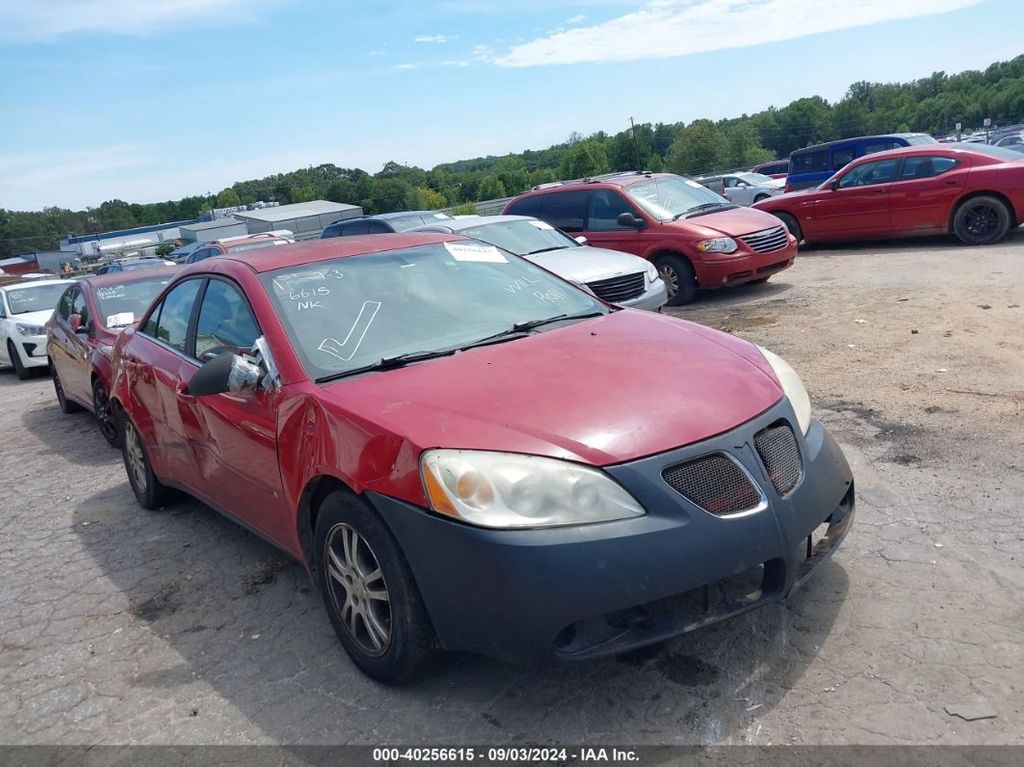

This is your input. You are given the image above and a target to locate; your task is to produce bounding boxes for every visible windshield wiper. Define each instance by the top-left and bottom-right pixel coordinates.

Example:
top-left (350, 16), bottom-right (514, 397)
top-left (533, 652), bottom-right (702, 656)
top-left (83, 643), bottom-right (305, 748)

top-left (524, 246), bottom-right (567, 255)
top-left (673, 202), bottom-right (736, 220)
top-left (458, 310), bottom-right (606, 351)
top-left (315, 349), bottom-right (456, 383)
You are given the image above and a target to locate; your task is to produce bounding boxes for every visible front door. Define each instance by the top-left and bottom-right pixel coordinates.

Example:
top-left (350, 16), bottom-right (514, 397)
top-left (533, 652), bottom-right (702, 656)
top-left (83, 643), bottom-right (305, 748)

top-left (806, 157), bottom-right (898, 239)
top-left (582, 189), bottom-right (642, 255)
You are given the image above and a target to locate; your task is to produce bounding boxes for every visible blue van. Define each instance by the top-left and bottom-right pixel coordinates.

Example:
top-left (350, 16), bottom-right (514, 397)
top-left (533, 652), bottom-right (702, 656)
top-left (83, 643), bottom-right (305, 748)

top-left (786, 133), bottom-right (937, 191)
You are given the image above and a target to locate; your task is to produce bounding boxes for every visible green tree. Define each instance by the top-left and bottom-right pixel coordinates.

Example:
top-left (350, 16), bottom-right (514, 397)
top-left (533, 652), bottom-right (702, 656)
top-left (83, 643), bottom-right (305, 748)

top-left (665, 120), bottom-right (730, 176)
top-left (476, 176), bottom-right (507, 201)
top-left (215, 188), bottom-right (241, 208)
top-left (413, 186), bottom-right (446, 209)
top-left (558, 140), bottom-right (610, 179)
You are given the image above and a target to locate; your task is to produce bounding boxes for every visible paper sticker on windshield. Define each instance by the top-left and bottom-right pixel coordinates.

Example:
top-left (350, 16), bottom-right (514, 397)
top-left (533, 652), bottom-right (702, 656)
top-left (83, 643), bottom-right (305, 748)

top-left (528, 220), bottom-right (554, 230)
top-left (433, 213), bottom-right (449, 219)
top-left (684, 179), bottom-right (704, 188)
top-left (106, 312), bottom-right (134, 328)
top-left (444, 241), bottom-right (507, 263)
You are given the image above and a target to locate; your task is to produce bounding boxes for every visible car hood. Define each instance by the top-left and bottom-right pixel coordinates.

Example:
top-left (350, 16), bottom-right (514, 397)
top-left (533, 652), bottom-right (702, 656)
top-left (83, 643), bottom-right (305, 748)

top-left (666, 205), bottom-right (787, 237)
top-left (321, 310), bottom-right (782, 466)
top-left (754, 188), bottom-right (821, 209)
top-left (9, 309), bottom-right (54, 327)
top-left (526, 246), bottom-right (650, 284)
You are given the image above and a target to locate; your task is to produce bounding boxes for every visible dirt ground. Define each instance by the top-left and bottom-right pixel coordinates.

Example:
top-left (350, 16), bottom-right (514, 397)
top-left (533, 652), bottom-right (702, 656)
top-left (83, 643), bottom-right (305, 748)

top-left (1, 230), bottom-right (1022, 746)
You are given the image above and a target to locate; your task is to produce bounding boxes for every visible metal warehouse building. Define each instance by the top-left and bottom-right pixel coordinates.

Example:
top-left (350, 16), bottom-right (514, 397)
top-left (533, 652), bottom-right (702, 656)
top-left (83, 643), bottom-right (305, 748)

top-left (231, 200), bottom-right (362, 239)
top-left (179, 218), bottom-right (249, 243)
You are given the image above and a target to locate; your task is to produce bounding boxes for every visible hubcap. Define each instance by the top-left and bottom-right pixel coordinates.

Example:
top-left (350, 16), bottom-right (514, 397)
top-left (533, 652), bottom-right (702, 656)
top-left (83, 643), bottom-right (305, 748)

top-left (658, 265), bottom-right (679, 298)
top-left (124, 423), bottom-right (148, 493)
top-left (964, 204), bottom-right (999, 238)
top-left (325, 523), bottom-right (392, 656)
top-left (94, 385), bottom-right (116, 441)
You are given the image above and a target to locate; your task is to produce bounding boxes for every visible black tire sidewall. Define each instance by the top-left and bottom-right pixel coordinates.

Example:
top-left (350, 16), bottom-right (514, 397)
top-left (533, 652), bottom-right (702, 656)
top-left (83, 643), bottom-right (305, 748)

top-left (658, 254), bottom-right (697, 306)
top-left (51, 363), bottom-right (81, 413)
top-left (776, 212), bottom-right (803, 243)
top-left (93, 380), bottom-right (119, 447)
top-left (954, 196), bottom-right (1011, 245)
top-left (121, 418), bottom-right (166, 510)
top-left (10, 342), bottom-right (30, 380)
top-left (314, 492), bottom-right (435, 684)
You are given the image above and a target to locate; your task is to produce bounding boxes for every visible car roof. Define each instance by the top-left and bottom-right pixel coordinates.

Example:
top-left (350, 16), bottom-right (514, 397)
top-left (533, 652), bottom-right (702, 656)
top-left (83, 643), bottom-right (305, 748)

top-left (791, 133), bottom-right (933, 154)
top-left (81, 267), bottom-right (178, 289)
top-left (1, 278), bottom-right (77, 292)
top-left (842, 143), bottom-right (1019, 164)
top-left (424, 214), bottom-right (535, 231)
top-left (519, 171), bottom-right (678, 195)
top-left (214, 232), bottom-right (467, 273)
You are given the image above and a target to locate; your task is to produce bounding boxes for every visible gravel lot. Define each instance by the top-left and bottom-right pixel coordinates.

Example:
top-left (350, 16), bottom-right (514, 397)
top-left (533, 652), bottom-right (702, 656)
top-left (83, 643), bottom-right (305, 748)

top-left (2, 231), bottom-right (1022, 746)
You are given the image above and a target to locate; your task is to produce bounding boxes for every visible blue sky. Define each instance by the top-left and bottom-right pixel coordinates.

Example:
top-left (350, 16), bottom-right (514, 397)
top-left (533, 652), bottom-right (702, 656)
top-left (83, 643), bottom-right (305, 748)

top-left (0, 0), bottom-right (1021, 210)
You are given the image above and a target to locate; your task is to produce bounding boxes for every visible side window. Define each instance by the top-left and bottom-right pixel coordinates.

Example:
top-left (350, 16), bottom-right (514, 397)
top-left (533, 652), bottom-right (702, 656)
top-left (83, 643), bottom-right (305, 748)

top-left (587, 190), bottom-right (637, 231)
top-left (56, 287), bottom-right (75, 321)
top-left (838, 159), bottom-right (899, 189)
top-left (321, 223), bottom-right (343, 238)
top-left (366, 220), bottom-right (392, 234)
top-left (153, 280), bottom-right (202, 353)
top-left (790, 150), bottom-right (828, 174)
top-left (342, 221), bottom-right (368, 236)
top-left (864, 140), bottom-right (898, 155)
top-left (899, 156), bottom-right (957, 181)
top-left (506, 195), bottom-right (541, 218)
top-left (71, 288), bottom-right (90, 326)
top-left (540, 191), bottom-right (589, 232)
top-left (191, 248), bottom-right (218, 264)
top-left (194, 280), bottom-right (260, 360)
top-left (830, 146), bottom-right (856, 170)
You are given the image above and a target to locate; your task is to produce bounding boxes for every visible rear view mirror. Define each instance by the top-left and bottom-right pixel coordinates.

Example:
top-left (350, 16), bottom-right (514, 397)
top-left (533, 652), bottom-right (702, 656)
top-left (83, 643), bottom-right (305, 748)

top-left (188, 352), bottom-right (261, 397)
top-left (617, 212), bottom-right (645, 229)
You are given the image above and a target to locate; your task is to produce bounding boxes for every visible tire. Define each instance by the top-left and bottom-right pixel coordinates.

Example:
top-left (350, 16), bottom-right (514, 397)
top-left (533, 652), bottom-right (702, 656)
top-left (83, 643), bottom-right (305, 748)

top-left (775, 212), bottom-right (803, 243)
top-left (655, 254), bottom-right (697, 306)
top-left (753, 194), bottom-right (770, 204)
top-left (93, 378), bottom-right (119, 447)
top-left (121, 417), bottom-right (171, 510)
top-left (51, 362), bottom-right (83, 413)
top-left (9, 341), bottom-right (32, 381)
top-left (952, 195), bottom-right (1012, 245)
top-left (314, 490), bottom-right (437, 684)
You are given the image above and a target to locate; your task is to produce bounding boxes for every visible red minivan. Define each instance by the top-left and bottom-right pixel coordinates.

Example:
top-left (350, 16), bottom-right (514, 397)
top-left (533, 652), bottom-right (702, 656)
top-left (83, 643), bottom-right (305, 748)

top-left (504, 172), bottom-right (798, 305)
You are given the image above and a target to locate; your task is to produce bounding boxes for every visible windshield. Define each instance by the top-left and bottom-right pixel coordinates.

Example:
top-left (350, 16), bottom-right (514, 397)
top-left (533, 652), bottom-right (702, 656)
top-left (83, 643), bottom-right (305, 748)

top-left (226, 239), bottom-right (289, 254)
top-left (624, 176), bottom-right (729, 220)
top-left (262, 242), bottom-right (606, 380)
top-left (905, 134), bottom-right (938, 146)
top-left (93, 275), bottom-right (173, 328)
top-left (5, 283), bottom-right (69, 315)
top-left (457, 219), bottom-right (578, 256)
top-left (738, 173), bottom-right (775, 185)
top-left (118, 260), bottom-right (166, 272)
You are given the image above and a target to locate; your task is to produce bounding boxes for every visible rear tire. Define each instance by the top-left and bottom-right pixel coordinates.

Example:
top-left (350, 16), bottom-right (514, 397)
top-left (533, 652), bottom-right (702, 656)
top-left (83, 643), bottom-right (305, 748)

top-left (51, 362), bottom-right (83, 413)
top-left (753, 194), bottom-right (769, 204)
top-left (121, 417), bottom-right (171, 510)
top-left (315, 490), bottom-right (438, 684)
top-left (952, 195), bottom-right (1012, 245)
top-left (655, 254), bottom-right (697, 306)
top-left (9, 341), bottom-right (32, 381)
top-left (93, 379), bottom-right (119, 447)
top-left (774, 212), bottom-right (802, 243)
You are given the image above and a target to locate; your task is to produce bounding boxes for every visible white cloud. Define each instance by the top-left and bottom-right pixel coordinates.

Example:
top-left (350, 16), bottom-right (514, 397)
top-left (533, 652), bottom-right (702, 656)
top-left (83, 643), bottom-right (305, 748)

top-left (566, 13), bottom-right (586, 24)
top-left (414, 34), bottom-right (453, 44)
top-left (492, 0), bottom-right (984, 67)
top-left (0, 0), bottom-right (282, 41)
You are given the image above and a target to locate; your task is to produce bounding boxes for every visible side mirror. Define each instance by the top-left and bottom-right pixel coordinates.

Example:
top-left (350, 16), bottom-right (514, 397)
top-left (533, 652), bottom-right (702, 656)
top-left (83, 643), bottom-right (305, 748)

top-left (828, 179), bottom-right (841, 191)
top-left (69, 314), bottom-right (88, 334)
top-left (187, 352), bottom-right (261, 397)
top-left (617, 212), bottom-right (645, 229)
top-left (574, 236), bottom-right (588, 245)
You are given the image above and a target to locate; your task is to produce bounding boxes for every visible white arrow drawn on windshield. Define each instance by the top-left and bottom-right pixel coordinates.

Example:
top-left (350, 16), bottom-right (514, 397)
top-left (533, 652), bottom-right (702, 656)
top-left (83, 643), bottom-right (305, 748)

top-left (318, 301), bottom-right (382, 362)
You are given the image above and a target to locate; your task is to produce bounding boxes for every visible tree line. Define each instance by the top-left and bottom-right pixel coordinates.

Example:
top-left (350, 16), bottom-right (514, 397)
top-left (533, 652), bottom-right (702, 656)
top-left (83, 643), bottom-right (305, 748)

top-left (2, 56), bottom-right (1021, 260)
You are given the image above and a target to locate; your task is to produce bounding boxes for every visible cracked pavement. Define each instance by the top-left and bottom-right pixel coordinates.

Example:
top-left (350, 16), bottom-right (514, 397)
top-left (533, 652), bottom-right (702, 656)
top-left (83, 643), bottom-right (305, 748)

top-left (1, 232), bottom-right (1022, 745)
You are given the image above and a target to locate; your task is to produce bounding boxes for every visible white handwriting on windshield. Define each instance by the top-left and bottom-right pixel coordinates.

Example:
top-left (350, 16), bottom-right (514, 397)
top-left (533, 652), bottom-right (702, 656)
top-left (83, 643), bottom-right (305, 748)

top-left (317, 301), bottom-right (382, 362)
top-left (505, 277), bottom-right (541, 294)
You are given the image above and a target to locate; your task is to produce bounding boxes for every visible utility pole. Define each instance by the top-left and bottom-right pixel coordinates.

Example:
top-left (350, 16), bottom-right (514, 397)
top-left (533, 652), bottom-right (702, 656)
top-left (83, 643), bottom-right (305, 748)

top-left (629, 117), bottom-right (642, 171)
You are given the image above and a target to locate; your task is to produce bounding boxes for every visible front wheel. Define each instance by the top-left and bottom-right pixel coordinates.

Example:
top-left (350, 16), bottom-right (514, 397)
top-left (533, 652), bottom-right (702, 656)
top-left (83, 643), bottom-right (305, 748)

top-left (93, 379), bottom-right (119, 447)
top-left (9, 341), bottom-right (32, 381)
top-left (121, 417), bottom-right (171, 510)
top-left (52, 362), bottom-right (83, 413)
top-left (953, 196), bottom-right (1012, 245)
top-left (315, 491), bottom-right (437, 684)
top-left (774, 212), bottom-right (803, 243)
top-left (655, 254), bottom-right (697, 306)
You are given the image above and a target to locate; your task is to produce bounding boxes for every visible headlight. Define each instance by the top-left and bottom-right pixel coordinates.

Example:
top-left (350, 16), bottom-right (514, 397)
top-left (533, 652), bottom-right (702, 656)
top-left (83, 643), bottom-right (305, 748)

top-left (645, 260), bottom-right (659, 283)
top-left (16, 323), bottom-right (45, 336)
top-left (695, 237), bottom-right (738, 254)
top-left (420, 449), bottom-right (645, 529)
top-left (757, 346), bottom-right (812, 434)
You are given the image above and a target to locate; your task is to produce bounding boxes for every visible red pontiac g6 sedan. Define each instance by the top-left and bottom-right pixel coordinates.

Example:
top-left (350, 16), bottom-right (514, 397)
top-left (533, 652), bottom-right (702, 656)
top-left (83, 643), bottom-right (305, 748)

top-left (754, 144), bottom-right (1024, 246)
top-left (46, 268), bottom-right (176, 445)
top-left (109, 234), bottom-right (854, 683)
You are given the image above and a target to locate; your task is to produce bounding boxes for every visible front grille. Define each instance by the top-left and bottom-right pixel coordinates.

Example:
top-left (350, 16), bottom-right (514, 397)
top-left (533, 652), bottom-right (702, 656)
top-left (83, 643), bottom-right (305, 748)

top-left (586, 272), bottom-right (646, 303)
top-left (662, 453), bottom-right (763, 516)
top-left (754, 422), bottom-right (802, 496)
top-left (739, 225), bottom-right (788, 254)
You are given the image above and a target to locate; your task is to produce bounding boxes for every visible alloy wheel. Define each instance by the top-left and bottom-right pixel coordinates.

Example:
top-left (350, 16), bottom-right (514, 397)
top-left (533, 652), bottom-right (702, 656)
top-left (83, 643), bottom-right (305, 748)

top-left (658, 265), bottom-right (679, 299)
top-left (325, 523), bottom-right (392, 656)
top-left (124, 422), bottom-right (148, 494)
top-left (963, 203), bottom-right (999, 239)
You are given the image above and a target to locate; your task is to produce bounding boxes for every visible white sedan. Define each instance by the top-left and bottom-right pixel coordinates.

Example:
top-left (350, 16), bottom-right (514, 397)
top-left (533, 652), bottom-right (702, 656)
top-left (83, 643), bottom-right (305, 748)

top-left (0, 279), bottom-right (77, 379)
top-left (696, 172), bottom-right (786, 206)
